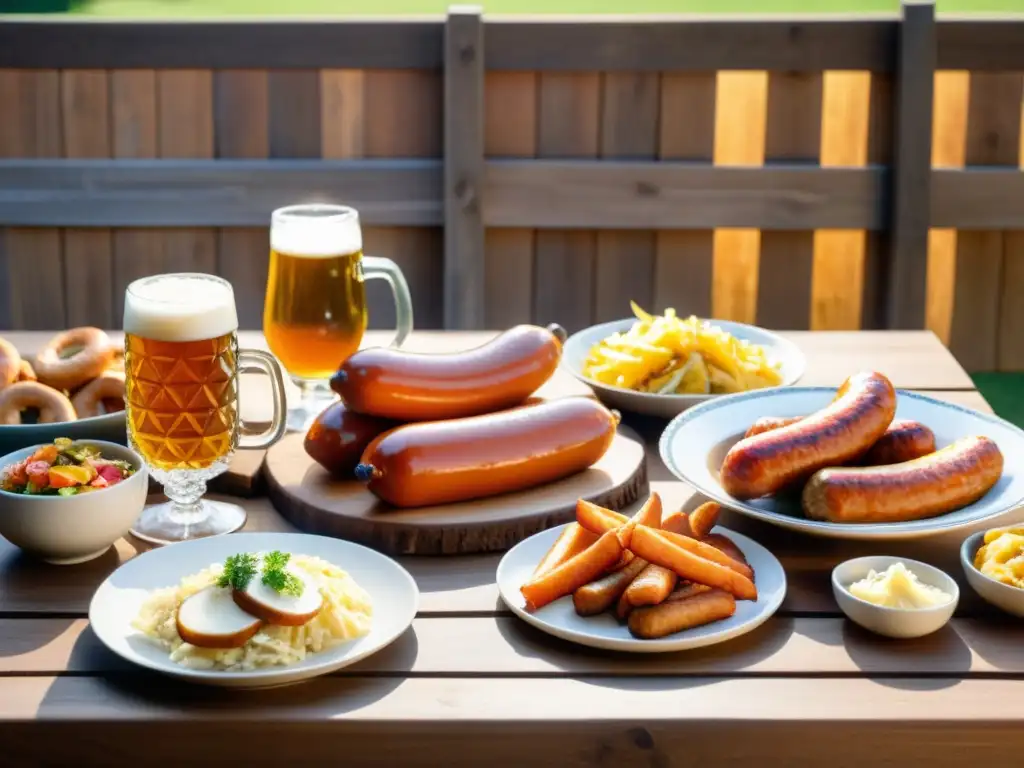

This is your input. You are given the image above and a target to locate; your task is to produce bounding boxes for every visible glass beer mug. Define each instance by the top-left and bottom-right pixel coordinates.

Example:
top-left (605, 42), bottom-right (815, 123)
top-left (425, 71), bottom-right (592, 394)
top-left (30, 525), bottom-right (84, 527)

top-left (263, 204), bottom-right (414, 431)
top-left (123, 273), bottom-right (287, 545)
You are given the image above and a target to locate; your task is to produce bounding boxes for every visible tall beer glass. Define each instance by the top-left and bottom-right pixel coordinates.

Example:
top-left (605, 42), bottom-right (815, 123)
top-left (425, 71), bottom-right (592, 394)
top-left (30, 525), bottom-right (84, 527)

top-left (264, 204), bottom-right (413, 431)
top-left (123, 273), bottom-right (287, 545)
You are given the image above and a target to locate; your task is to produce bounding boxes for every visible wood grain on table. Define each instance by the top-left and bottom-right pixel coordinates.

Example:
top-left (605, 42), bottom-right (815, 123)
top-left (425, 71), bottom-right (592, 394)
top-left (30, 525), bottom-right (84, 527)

top-left (0, 330), bottom-right (1018, 766)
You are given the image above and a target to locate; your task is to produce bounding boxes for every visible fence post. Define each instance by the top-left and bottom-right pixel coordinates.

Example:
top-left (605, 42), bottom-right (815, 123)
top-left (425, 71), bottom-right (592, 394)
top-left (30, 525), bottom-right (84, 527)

top-left (444, 5), bottom-right (486, 330)
top-left (887, 0), bottom-right (935, 329)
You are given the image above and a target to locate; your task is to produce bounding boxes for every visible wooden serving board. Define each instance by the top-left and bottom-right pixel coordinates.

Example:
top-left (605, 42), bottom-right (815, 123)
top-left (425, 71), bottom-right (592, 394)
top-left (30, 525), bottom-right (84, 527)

top-left (264, 426), bottom-right (648, 556)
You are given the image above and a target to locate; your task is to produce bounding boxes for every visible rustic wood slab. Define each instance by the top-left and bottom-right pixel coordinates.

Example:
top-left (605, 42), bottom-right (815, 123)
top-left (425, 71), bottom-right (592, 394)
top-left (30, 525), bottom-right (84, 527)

top-left (2, 676), bottom-right (1024, 767)
top-left (3, 482), bottom-right (1012, 620)
top-left (0, 328), bottom-right (1006, 767)
top-left (0, 391), bottom-right (997, 617)
top-left (230, 329), bottom-right (974, 390)
top-left (264, 426), bottom-right (648, 555)
top-left (3, 615), bottom-right (1023, 677)
top-left (0, 329), bottom-right (971, 414)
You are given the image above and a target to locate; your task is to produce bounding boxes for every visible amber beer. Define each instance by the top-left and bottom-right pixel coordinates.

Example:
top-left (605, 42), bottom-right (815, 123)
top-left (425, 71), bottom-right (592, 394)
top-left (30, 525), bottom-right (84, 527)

top-left (123, 274), bottom-right (240, 472)
top-left (263, 207), bottom-right (368, 381)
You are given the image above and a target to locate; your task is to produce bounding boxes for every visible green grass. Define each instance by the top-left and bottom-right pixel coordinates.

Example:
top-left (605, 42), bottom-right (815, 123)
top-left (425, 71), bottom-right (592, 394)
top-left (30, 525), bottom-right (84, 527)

top-left (4, 0), bottom-right (1022, 17)
top-left (974, 374), bottom-right (1024, 428)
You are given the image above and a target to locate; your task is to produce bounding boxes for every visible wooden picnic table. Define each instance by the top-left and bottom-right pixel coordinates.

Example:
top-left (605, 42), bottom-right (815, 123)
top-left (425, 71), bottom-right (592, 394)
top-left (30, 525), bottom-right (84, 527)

top-left (1, 329), bottom-right (1022, 766)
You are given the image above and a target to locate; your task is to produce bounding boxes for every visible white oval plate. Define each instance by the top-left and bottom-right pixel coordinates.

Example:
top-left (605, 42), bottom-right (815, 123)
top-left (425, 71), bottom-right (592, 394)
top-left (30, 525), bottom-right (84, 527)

top-left (89, 532), bottom-right (418, 688)
top-left (661, 387), bottom-right (1024, 540)
top-left (496, 524), bottom-right (786, 653)
top-left (561, 317), bottom-right (806, 419)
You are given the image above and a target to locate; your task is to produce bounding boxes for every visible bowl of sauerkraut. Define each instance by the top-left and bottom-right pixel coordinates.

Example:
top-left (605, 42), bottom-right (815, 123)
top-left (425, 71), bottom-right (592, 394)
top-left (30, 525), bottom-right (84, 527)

top-left (89, 532), bottom-right (418, 688)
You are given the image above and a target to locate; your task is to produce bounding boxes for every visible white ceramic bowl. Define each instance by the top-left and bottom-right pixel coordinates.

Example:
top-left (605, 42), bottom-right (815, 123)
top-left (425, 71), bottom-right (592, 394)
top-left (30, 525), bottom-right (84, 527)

top-left (561, 317), bottom-right (806, 419)
top-left (961, 528), bottom-right (1024, 617)
top-left (0, 439), bottom-right (148, 564)
top-left (831, 556), bottom-right (959, 639)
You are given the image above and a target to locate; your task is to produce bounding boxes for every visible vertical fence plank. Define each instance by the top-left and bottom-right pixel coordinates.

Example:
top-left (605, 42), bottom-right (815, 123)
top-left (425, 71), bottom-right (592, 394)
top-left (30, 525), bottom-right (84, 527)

top-left (949, 72), bottom-right (1023, 371)
top-left (321, 70), bottom-right (365, 160)
top-left (111, 70), bottom-right (159, 322)
top-left (594, 72), bottom-right (659, 322)
top-left (157, 70), bottom-right (217, 286)
top-left (364, 71), bottom-right (444, 330)
top-left (268, 70), bottom-right (321, 159)
top-left (712, 71), bottom-right (767, 324)
top-left (756, 72), bottom-right (822, 329)
top-left (215, 70), bottom-right (269, 160)
top-left (444, 6), bottom-right (485, 330)
top-left (0, 228), bottom-right (8, 329)
top-left (925, 71), bottom-right (968, 345)
top-left (886, 0), bottom-right (935, 330)
top-left (534, 73), bottom-right (600, 332)
top-left (0, 69), bottom-right (65, 330)
top-left (215, 70), bottom-right (270, 329)
top-left (860, 72), bottom-right (895, 330)
top-left (61, 70), bottom-right (114, 328)
top-left (997, 100), bottom-right (1024, 370)
top-left (483, 72), bottom-right (536, 329)
top-left (813, 71), bottom-right (871, 331)
top-left (111, 72), bottom-right (157, 161)
top-left (654, 74), bottom-right (716, 318)
top-left (1000, 232), bottom-right (1024, 370)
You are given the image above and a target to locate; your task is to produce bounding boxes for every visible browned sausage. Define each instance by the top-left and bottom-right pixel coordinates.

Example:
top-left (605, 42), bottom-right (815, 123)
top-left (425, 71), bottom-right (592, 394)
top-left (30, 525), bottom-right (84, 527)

top-left (627, 588), bottom-right (736, 640)
top-left (744, 416), bottom-right (936, 466)
top-left (720, 371), bottom-right (897, 500)
top-left (354, 397), bottom-right (619, 508)
top-left (858, 419), bottom-right (936, 466)
top-left (743, 416), bottom-right (802, 438)
top-left (572, 557), bottom-right (648, 616)
top-left (330, 324), bottom-right (566, 422)
top-left (802, 435), bottom-right (1003, 524)
top-left (303, 400), bottom-right (396, 477)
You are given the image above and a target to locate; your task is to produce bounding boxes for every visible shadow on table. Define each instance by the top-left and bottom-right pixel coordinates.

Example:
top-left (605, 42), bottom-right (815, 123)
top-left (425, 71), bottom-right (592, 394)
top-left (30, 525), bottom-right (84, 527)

top-left (495, 613), bottom-right (794, 692)
top-left (35, 669), bottom-right (410, 721)
top-left (0, 617), bottom-right (77, 663)
top-left (403, 552), bottom-right (499, 597)
top-left (0, 541), bottom-right (127, 613)
top-left (841, 621), bottom-right (971, 691)
top-left (36, 626), bottom-right (419, 718)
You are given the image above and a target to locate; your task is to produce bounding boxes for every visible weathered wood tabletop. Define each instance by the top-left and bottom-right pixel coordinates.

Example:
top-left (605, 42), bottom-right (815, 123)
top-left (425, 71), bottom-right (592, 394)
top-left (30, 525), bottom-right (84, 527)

top-left (1, 329), bottom-right (1022, 767)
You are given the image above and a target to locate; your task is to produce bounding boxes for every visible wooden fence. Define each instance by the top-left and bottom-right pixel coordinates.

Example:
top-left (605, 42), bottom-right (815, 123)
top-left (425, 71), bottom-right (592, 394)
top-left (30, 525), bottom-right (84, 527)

top-left (0, 2), bottom-right (1023, 371)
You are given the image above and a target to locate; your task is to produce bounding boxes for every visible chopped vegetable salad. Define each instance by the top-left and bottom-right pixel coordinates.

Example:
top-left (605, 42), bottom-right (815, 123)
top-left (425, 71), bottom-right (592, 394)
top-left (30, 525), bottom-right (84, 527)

top-left (1, 438), bottom-right (136, 496)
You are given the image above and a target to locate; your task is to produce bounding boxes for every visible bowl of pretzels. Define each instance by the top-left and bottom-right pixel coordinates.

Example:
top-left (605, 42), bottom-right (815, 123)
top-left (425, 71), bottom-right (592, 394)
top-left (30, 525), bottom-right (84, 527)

top-left (0, 328), bottom-right (126, 455)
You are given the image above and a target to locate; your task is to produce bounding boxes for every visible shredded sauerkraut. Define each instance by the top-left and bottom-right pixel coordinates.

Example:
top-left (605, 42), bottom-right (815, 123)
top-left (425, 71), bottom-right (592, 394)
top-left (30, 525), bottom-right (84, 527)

top-left (130, 554), bottom-right (373, 671)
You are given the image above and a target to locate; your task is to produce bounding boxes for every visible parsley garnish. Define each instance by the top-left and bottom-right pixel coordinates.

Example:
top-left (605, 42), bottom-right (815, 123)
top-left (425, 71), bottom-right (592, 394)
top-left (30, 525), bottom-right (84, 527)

top-left (261, 550), bottom-right (304, 597)
top-left (217, 553), bottom-right (258, 591)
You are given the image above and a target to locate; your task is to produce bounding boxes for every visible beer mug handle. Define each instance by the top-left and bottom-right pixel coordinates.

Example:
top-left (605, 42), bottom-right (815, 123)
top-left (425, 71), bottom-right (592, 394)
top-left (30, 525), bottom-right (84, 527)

top-left (362, 255), bottom-right (414, 348)
top-left (237, 349), bottom-right (288, 450)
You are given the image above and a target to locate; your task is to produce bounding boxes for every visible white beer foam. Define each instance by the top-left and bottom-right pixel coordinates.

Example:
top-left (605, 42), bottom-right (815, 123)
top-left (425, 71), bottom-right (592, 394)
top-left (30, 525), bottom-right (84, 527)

top-left (270, 212), bottom-right (362, 258)
top-left (124, 274), bottom-right (238, 342)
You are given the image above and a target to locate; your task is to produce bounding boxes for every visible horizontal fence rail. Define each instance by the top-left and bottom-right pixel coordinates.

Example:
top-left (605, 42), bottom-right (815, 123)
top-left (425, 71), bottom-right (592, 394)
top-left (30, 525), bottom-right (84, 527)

top-left (0, 160), bottom-right (443, 227)
top-left (3, 160), bottom-right (1020, 231)
top-left (0, 1), bottom-right (1023, 349)
top-left (2, 14), bottom-right (1023, 71)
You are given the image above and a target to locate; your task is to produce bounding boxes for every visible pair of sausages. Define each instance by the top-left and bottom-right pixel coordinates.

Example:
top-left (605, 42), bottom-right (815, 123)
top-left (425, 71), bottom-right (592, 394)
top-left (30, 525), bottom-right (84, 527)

top-left (305, 324), bottom-right (621, 508)
top-left (720, 371), bottom-right (1004, 524)
top-left (743, 416), bottom-right (937, 468)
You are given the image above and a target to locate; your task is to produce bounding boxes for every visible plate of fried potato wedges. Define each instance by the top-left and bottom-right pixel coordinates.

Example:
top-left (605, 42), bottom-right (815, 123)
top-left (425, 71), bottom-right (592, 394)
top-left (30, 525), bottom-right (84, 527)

top-left (497, 494), bottom-right (786, 652)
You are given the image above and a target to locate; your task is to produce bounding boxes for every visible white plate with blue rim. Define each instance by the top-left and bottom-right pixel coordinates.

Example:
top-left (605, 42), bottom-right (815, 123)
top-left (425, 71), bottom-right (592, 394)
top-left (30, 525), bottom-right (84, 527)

top-left (560, 317), bottom-right (806, 419)
top-left (660, 387), bottom-right (1024, 540)
top-left (89, 532), bottom-right (418, 688)
top-left (496, 523), bottom-right (786, 653)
